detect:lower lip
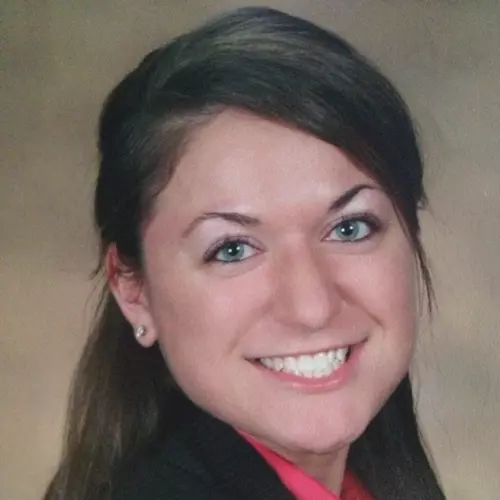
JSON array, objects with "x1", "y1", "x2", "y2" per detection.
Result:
[{"x1": 252, "y1": 343, "x2": 364, "y2": 392}]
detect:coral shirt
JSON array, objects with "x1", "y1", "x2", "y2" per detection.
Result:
[{"x1": 243, "y1": 435, "x2": 372, "y2": 500}]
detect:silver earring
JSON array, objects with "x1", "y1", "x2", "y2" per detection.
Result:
[{"x1": 134, "y1": 325, "x2": 147, "y2": 340}]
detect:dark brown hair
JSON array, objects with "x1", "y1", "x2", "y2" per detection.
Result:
[{"x1": 44, "y1": 7, "x2": 444, "y2": 499}]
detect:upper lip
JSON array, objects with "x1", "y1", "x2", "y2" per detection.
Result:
[{"x1": 251, "y1": 339, "x2": 365, "y2": 359}]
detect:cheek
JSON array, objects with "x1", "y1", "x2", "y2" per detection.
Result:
[
  {"x1": 341, "y1": 239, "x2": 417, "y2": 341},
  {"x1": 147, "y1": 268, "x2": 268, "y2": 367},
  {"x1": 384, "y1": 245, "x2": 417, "y2": 335},
  {"x1": 337, "y1": 241, "x2": 417, "y2": 416}
]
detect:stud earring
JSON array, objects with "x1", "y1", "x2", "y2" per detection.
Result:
[{"x1": 134, "y1": 325, "x2": 147, "y2": 340}]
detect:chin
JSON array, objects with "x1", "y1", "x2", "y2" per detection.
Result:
[{"x1": 265, "y1": 412, "x2": 369, "y2": 456}]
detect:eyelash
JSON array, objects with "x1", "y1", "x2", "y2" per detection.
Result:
[
  {"x1": 203, "y1": 235, "x2": 257, "y2": 263},
  {"x1": 324, "y1": 212, "x2": 383, "y2": 241},
  {"x1": 203, "y1": 212, "x2": 383, "y2": 264}
]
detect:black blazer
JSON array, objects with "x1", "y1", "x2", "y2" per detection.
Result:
[{"x1": 111, "y1": 393, "x2": 297, "y2": 500}]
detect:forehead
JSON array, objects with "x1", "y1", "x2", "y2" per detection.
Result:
[{"x1": 157, "y1": 110, "x2": 375, "y2": 213}]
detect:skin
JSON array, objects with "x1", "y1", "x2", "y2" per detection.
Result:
[{"x1": 111, "y1": 110, "x2": 418, "y2": 494}]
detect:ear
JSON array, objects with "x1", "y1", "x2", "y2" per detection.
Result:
[{"x1": 106, "y1": 244, "x2": 157, "y2": 348}]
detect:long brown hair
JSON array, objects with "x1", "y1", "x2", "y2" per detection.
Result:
[{"x1": 44, "y1": 7, "x2": 444, "y2": 499}]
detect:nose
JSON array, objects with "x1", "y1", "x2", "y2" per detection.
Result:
[{"x1": 271, "y1": 244, "x2": 342, "y2": 331}]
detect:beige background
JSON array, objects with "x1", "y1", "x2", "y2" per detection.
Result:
[{"x1": 2, "y1": 1, "x2": 499, "y2": 499}]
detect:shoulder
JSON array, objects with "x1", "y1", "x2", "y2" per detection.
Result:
[
  {"x1": 109, "y1": 392, "x2": 237, "y2": 500},
  {"x1": 110, "y1": 434, "x2": 230, "y2": 500},
  {"x1": 110, "y1": 392, "x2": 292, "y2": 500}
]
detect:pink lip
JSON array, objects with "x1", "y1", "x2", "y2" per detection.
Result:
[{"x1": 252, "y1": 342, "x2": 364, "y2": 392}]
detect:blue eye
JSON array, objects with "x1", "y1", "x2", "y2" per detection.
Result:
[
  {"x1": 328, "y1": 218, "x2": 374, "y2": 242},
  {"x1": 209, "y1": 239, "x2": 256, "y2": 263}
]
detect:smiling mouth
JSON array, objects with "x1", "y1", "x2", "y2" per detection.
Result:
[{"x1": 256, "y1": 347, "x2": 351, "y2": 379}]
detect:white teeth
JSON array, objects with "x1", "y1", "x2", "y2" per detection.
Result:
[
  {"x1": 259, "y1": 347, "x2": 350, "y2": 378},
  {"x1": 284, "y1": 357, "x2": 297, "y2": 373},
  {"x1": 336, "y1": 347, "x2": 348, "y2": 362},
  {"x1": 297, "y1": 355, "x2": 314, "y2": 376},
  {"x1": 261, "y1": 358, "x2": 274, "y2": 369},
  {"x1": 272, "y1": 357, "x2": 284, "y2": 372}
]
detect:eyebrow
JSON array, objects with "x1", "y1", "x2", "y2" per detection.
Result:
[
  {"x1": 327, "y1": 183, "x2": 375, "y2": 213},
  {"x1": 182, "y1": 183, "x2": 375, "y2": 238},
  {"x1": 182, "y1": 211, "x2": 260, "y2": 237}
]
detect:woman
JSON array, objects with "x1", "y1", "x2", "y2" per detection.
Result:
[{"x1": 44, "y1": 7, "x2": 446, "y2": 500}]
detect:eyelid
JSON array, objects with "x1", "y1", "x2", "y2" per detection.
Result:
[
  {"x1": 323, "y1": 211, "x2": 383, "y2": 241},
  {"x1": 202, "y1": 212, "x2": 383, "y2": 263},
  {"x1": 203, "y1": 235, "x2": 261, "y2": 263}
]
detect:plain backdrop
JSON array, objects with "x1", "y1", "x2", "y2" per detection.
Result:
[{"x1": 1, "y1": 1, "x2": 499, "y2": 499}]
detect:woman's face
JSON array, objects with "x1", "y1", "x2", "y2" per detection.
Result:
[{"x1": 138, "y1": 110, "x2": 417, "y2": 456}]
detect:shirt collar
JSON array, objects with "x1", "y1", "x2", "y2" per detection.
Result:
[{"x1": 241, "y1": 433, "x2": 372, "y2": 500}]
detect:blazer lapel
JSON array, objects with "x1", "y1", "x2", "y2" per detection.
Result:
[{"x1": 172, "y1": 393, "x2": 296, "y2": 500}]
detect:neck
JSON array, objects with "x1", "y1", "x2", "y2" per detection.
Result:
[
  {"x1": 282, "y1": 446, "x2": 350, "y2": 494},
  {"x1": 242, "y1": 431, "x2": 350, "y2": 495}
]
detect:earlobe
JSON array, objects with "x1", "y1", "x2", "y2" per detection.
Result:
[
  {"x1": 133, "y1": 324, "x2": 156, "y2": 348},
  {"x1": 106, "y1": 244, "x2": 158, "y2": 348}
]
